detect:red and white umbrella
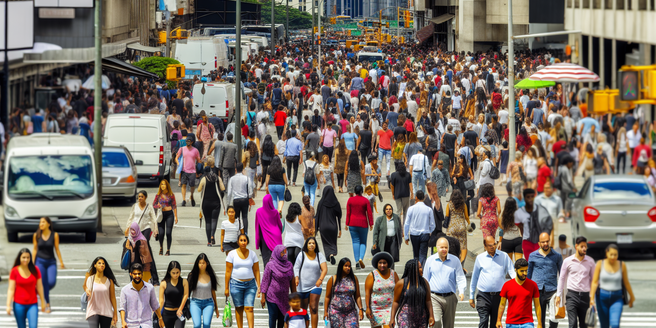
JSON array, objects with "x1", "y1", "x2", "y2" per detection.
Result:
[{"x1": 529, "y1": 63, "x2": 600, "y2": 83}]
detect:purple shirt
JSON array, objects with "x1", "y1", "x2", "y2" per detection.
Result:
[
  {"x1": 260, "y1": 265, "x2": 295, "y2": 315},
  {"x1": 556, "y1": 255, "x2": 596, "y2": 297},
  {"x1": 119, "y1": 282, "x2": 160, "y2": 328}
]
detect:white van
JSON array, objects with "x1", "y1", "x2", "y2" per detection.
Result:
[
  {"x1": 357, "y1": 51, "x2": 385, "y2": 63},
  {"x1": 103, "y1": 114, "x2": 172, "y2": 182},
  {"x1": 192, "y1": 82, "x2": 235, "y2": 121},
  {"x1": 3, "y1": 134, "x2": 99, "y2": 242},
  {"x1": 173, "y1": 37, "x2": 220, "y2": 78}
]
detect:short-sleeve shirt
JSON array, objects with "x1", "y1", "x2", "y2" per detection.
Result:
[
  {"x1": 377, "y1": 129, "x2": 394, "y2": 150},
  {"x1": 500, "y1": 278, "x2": 540, "y2": 325},
  {"x1": 294, "y1": 252, "x2": 327, "y2": 293},
  {"x1": 285, "y1": 308, "x2": 309, "y2": 328},
  {"x1": 221, "y1": 219, "x2": 241, "y2": 243},
  {"x1": 341, "y1": 132, "x2": 359, "y2": 151},
  {"x1": 226, "y1": 249, "x2": 259, "y2": 280},
  {"x1": 321, "y1": 129, "x2": 338, "y2": 148},
  {"x1": 389, "y1": 172, "x2": 412, "y2": 198},
  {"x1": 177, "y1": 146, "x2": 200, "y2": 174},
  {"x1": 10, "y1": 266, "x2": 41, "y2": 305}
]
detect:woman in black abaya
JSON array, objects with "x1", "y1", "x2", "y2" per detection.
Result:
[{"x1": 315, "y1": 186, "x2": 342, "y2": 265}]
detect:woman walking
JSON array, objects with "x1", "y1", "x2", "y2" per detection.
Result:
[
  {"x1": 294, "y1": 237, "x2": 328, "y2": 328},
  {"x1": 260, "y1": 245, "x2": 297, "y2": 328},
  {"x1": 198, "y1": 160, "x2": 224, "y2": 246},
  {"x1": 254, "y1": 194, "x2": 283, "y2": 266},
  {"x1": 260, "y1": 135, "x2": 278, "y2": 190},
  {"x1": 444, "y1": 190, "x2": 470, "y2": 269},
  {"x1": 188, "y1": 254, "x2": 220, "y2": 328},
  {"x1": 388, "y1": 259, "x2": 434, "y2": 328},
  {"x1": 498, "y1": 198, "x2": 523, "y2": 261},
  {"x1": 159, "y1": 261, "x2": 189, "y2": 328},
  {"x1": 372, "y1": 204, "x2": 403, "y2": 263},
  {"x1": 315, "y1": 186, "x2": 343, "y2": 265},
  {"x1": 126, "y1": 190, "x2": 158, "y2": 242},
  {"x1": 324, "y1": 258, "x2": 364, "y2": 328},
  {"x1": 302, "y1": 152, "x2": 322, "y2": 206},
  {"x1": 7, "y1": 249, "x2": 46, "y2": 328},
  {"x1": 320, "y1": 154, "x2": 335, "y2": 193},
  {"x1": 153, "y1": 181, "x2": 177, "y2": 256},
  {"x1": 196, "y1": 114, "x2": 215, "y2": 159},
  {"x1": 476, "y1": 183, "x2": 500, "y2": 239},
  {"x1": 220, "y1": 206, "x2": 243, "y2": 256},
  {"x1": 83, "y1": 257, "x2": 118, "y2": 328},
  {"x1": 284, "y1": 203, "x2": 305, "y2": 267},
  {"x1": 451, "y1": 154, "x2": 474, "y2": 214},
  {"x1": 334, "y1": 140, "x2": 349, "y2": 193},
  {"x1": 365, "y1": 252, "x2": 400, "y2": 328},
  {"x1": 244, "y1": 141, "x2": 259, "y2": 196},
  {"x1": 226, "y1": 234, "x2": 261, "y2": 328},
  {"x1": 126, "y1": 222, "x2": 158, "y2": 284},
  {"x1": 346, "y1": 185, "x2": 374, "y2": 270},
  {"x1": 300, "y1": 196, "x2": 316, "y2": 240},
  {"x1": 32, "y1": 217, "x2": 64, "y2": 313},
  {"x1": 265, "y1": 156, "x2": 288, "y2": 214},
  {"x1": 590, "y1": 244, "x2": 635, "y2": 328},
  {"x1": 346, "y1": 150, "x2": 365, "y2": 197}
]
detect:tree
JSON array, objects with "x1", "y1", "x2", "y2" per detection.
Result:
[
  {"x1": 133, "y1": 57, "x2": 181, "y2": 79},
  {"x1": 260, "y1": 1, "x2": 313, "y2": 29}
]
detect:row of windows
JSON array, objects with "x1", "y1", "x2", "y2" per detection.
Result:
[{"x1": 567, "y1": 0, "x2": 656, "y2": 10}]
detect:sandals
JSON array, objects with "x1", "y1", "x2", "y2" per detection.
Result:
[
  {"x1": 159, "y1": 248, "x2": 163, "y2": 256},
  {"x1": 165, "y1": 250, "x2": 170, "y2": 256}
]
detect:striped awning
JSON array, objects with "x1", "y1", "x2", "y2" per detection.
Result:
[
  {"x1": 416, "y1": 22, "x2": 435, "y2": 44},
  {"x1": 529, "y1": 63, "x2": 600, "y2": 83}
]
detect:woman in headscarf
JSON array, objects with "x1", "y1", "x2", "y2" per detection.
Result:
[
  {"x1": 260, "y1": 245, "x2": 297, "y2": 328},
  {"x1": 254, "y1": 194, "x2": 283, "y2": 267},
  {"x1": 315, "y1": 186, "x2": 343, "y2": 265},
  {"x1": 125, "y1": 222, "x2": 157, "y2": 284}
]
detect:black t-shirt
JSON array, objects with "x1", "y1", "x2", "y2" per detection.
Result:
[
  {"x1": 268, "y1": 168, "x2": 286, "y2": 185},
  {"x1": 463, "y1": 130, "x2": 478, "y2": 147},
  {"x1": 302, "y1": 120, "x2": 312, "y2": 131},
  {"x1": 359, "y1": 130, "x2": 373, "y2": 150},
  {"x1": 389, "y1": 172, "x2": 412, "y2": 198},
  {"x1": 393, "y1": 126, "x2": 407, "y2": 140},
  {"x1": 443, "y1": 133, "x2": 457, "y2": 151},
  {"x1": 526, "y1": 100, "x2": 540, "y2": 118}
]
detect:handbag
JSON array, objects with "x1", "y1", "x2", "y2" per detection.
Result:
[
  {"x1": 620, "y1": 260, "x2": 629, "y2": 305},
  {"x1": 585, "y1": 306, "x2": 597, "y2": 327},
  {"x1": 121, "y1": 239, "x2": 131, "y2": 270},
  {"x1": 443, "y1": 204, "x2": 451, "y2": 229},
  {"x1": 371, "y1": 244, "x2": 381, "y2": 256},
  {"x1": 80, "y1": 275, "x2": 94, "y2": 311},
  {"x1": 284, "y1": 188, "x2": 292, "y2": 202},
  {"x1": 464, "y1": 179, "x2": 476, "y2": 190},
  {"x1": 156, "y1": 206, "x2": 163, "y2": 223},
  {"x1": 222, "y1": 297, "x2": 233, "y2": 327}
]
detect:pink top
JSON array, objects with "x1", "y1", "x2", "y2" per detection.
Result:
[
  {"x1": 321, "y1": 129, "x2": 338, "y2": 148},
  {"x1": 85, "y1": 275, "x2": 115, "y2": 320},
  {"x1": 178, "y1": 146, "x2": 200, "y2": 174}
]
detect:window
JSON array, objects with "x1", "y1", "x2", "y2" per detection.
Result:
[
  {"x1": 593, "y1": 182, "x2": 653, "y2": 201},
  {"x1": 617, "y1": 0, "x2": 624, "y2": 8},
  {"x1": 575, "y1": 0, "x2": 580, "y2": 7},
  {"x1": 606, "y1": 0, "x2": 614, "y2": 8},
  {"x1": 568, "y1": 0, "x2": 573, "y2": 7},
  {"x1": 639, "y1": 0, "x2": 647, "y2": 9},
  {"x1": 594, "y1": 0, "x2": 601, "y2": 8},
  {"x1": 102, "y1": 152, "x2": 131, "y2": 168},
  {"x1": 628, "y1": 0, "x2": 632, "y2": 9},
  {"x1": 651, "y1": 0, "x2": 655, "y2": 10},
  {"x1": 8, "y1": 155, "x2": 94, "y2": 200},
  {"x1": 582, "y1": 0, "x2": 590, "y2": 8}
]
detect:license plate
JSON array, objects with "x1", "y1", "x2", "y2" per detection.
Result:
[
  {"x1": 102, "y1": 178, "x2": 111, "y2": 185},
  {"x1": 617, "y1": 234, "x2": 632, "y2": 244}
]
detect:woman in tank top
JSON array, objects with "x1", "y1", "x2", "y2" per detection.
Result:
[
  {"x1": 590, "y1": 244, "x2": 635, "y2": 328},
  {"x1": 159, "y1": 261, "x2": 189, "y2": 328},
  {"x1": 32, "y1": 216, "x2": 65, "y2": 313},
  {"x1": 84, "y1": 256, "x2": 118, "y2": 328},
  {"x1": 187, "y1": 253, "x2": 220, "y2": 328},
  {"x1": 225, "y1": 234, "x2": 261, "y2": 328}
]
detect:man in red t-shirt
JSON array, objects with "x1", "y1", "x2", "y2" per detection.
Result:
[
  {"x1": 536, "y1": 158, "x2": 552, "y2": 193},
  {"x1": 497, "y1": 258, "x2": 542, "y2": 328},
  {"x1": 375, "y1": 121, "x2": 394, "y2": 177},
  {"x1": 273, "y1": 108, "x2": 287, "y2": 139}
]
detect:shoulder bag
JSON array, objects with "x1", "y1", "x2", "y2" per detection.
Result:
[
  {"x1": 284, "y1": 188, "x2": 292, "y2": 202},
  {"x1": 621, "y1": 260, "x2": 629, "y2": 305},
  {"x1": 442, "y1": 204, "x2": 452, "y2": 229}
]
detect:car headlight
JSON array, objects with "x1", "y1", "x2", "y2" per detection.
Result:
[
  {"x1": 83, "y1": 203, "x2": 98, "y2": 217},
  {"x1": 4, "y1": 206, "x2": 19, "y2": 219}
]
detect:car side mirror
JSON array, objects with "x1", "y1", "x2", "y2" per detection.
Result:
[
  {"x1": 135, "y1": 160, "x2": 144, "y2": 165},
  {"x1": 568, "y1": 192, "x2": 578, "y2": 199}
]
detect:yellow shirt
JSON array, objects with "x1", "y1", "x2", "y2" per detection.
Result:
[{"x1": 360, "y1": 69, "x2": 368, "y2": 79}]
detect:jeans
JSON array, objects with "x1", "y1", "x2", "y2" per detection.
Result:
[
  {"x1": 158, "y1": 210, "x2": 175, "y2": 250},
  {"x1": 268, "y1": 184, "x2": 286, "y2": 208},
  {"x1": 395, "y1": 197, "x2": 410, "y2": 226},
  {"x1": 286, "y1": 156, "x2": 300, "y2": 183},
  {"x1": 229, "y1": 278, "x2": 257, "y2": 308},
  {"x1": 348, "y1": 226, "x2": 368, "y2": 262},
  {"x1": 378, "y1": 148, "x2": 391, "y2": 174},
  {"x1": 233, "y1": 198, "x2": 250, "y2": 235},
  {"x1": 616, "y1": 152, "x2": 626, "y2": 174},
  {"x1": 596, "y1": 289, "x2": 623, "y2": 328},
  {"x1": 87, "y1": 314, "x2": 113, "y2": 328},
  {"x1": 506, "y1": 324, "x2": 534, "y2": 328},
  {"x1": 34, "y1": 257, "x2": 57, "y2": 303},
  {"x1": 539, "y1": 289, "x2": 558, "y2": 328},
  {"x1": 267, "y1": 300, "x2": 285, "y2": 328},
  {"x1": 13, "y1": 303, "x2": 38, "y2": 328},
  {"x1": 412, "y1": 171, "x2": 427, "y2": 198},
  {"x1": 190, "y1": 298, "x2": 214, "y2": 328},
  {"x1": 476, "y1": 292, "x2": 501, "y2": 328},
  {"x1": 566, "y1": 290, "x2": 590, "y2": 328},
  {"x1": 409, "y1": 233, "x2": 430, "y2": 267},
  {"x1": 304, "y1": 180, "x2": 318, "y2": 207}
]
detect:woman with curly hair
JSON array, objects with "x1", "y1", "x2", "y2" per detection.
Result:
[
  {"x1": 498, "y1": 198, "x2": 523, "y2": 261},
  {"x1": 476, "y1": 183, "x2": 501, "y2": 239},
  {"x1": 445, "y1": 190, "x2": 470, "y2": 267}
]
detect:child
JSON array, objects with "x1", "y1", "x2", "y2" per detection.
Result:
[
  {"x1": 284, "y1": 293, "x2": 309, "y2": 328},
  {"x1": 364, "y1": 185, "x2": 378, "y2": 214}
]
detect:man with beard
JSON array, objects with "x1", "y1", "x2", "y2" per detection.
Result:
[
  {"x1": 497, "y1": 258, "x2": 542, "y2": 328},
  {"x1": 119, "y1": 263, "x2": 163, "y2": 328},
  {"x1": 528, "y1": 232, "x2": 563, "y2": 328},
  {"x1": 556, "y1": 236, "x2": 595, "y2": 328}
]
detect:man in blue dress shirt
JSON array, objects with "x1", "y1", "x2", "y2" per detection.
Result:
[
  {"x1": 283, "y1": 130, "x2": 304, "y2": 186},
  {"x1": 404, "y1": 190, "x2": 436, "y2": 267},
  {"x1": 469, "y1": 236, "x2": 516, "y2": 328},
  {"x1": 424, "y1": 237, "x2": 467, "y2": 328},
  {"x1": 528, "y1": 232, "x2": 563, "y2": 328}
]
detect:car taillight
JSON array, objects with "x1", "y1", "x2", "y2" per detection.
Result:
[
  {"x1": 648, "y1": 207, "x2": 656, "y2": 222},
  {"x1": 226, "y1": 100, "x2": 229, "y2": 109},
  {"x1": 215, "y1": 56, "x2": 218, "y2": 68},
  {"x1": 583, "y1": 206, "x2": 600, "y2": 222},
  {"x1": 159, "y1": 146, "x2": 164, "y2": 165}
]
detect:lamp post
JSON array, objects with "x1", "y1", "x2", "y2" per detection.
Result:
[{"x1": 507, "y1": 0, "x2": 515, "y2": 162}]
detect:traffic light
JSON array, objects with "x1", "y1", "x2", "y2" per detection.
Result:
[
  {"x1": 347, "y1": 30, "x2": 351, "y2": 36},
  {"x1": 166, "y1": 64, "x2": 185, "y2": 81},
  {"x1": 619, "y1": 71, "x2": 640, "y2": 101},
  {"x1": 314, "y1": 27, "x2": 318, "y2": 33},
  {"x1": 648, "y1": 70, "x2": 656, "y2": 99},
  {"x1": 405, "y1": 10, "x2": 411, "y2": 22},
  {"x1": 330, "y1": 17, "x2": 336, "y2": 24},
  {"x1": 404, "y1": 21, "x2": 409, "y2": 28},
  {"x1": 386, "y1": 22, "x2": 390, "y2": 28}
]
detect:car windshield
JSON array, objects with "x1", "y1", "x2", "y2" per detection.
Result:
[
  {"x1": 102, "y1": 152, "x2": 130, "y2": 168},
  {"x1": 8, "y1": 155, "x2": 94, "y2": 200},
  {"x1": 358, "y1": 55, "x2": 383, "y2": 63},
  {"x1": 592, "y1": 182, "x2": 652, "y2": 201}
]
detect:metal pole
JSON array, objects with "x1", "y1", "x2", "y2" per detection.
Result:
[
  {"x1": 312, "y1": 0, "x2": 315, "y2": 55},
  {"x1": 2, "y1": 0, "x2": 8, "y2": 130},
  {"x1": 286, "y1": 0, "x2": 289, "y2": 41},
  {"x1": 396, "y1": 4, "x2": 400, "y2": 40},
  {"x1": 93, "y1": 0, "x2": 103, "y2": 232},
  {"x1": 318, "y1": 1, "x2": 321, "y2": 71},
  {"x1": 165, "y1": 11, "x2": 171, "y2": 57},
  {"x1": 271, "y1": 0, "x2": 275, "y2": 52},
  {"x1": 507, "y1": 0, "x2": 515, "y2": 163},
  {"x1": 235, "y1": 0, "x2": 242, "y2": 157}
]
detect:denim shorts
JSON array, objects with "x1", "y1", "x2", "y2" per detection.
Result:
[
  {"x1": 299, "y1": 287, "x2": 323, "y2": 299},
  {"x1": 506, "y1": 323, "x2": 534, "y2": 328},
  {"x1": 230, "y1": 278, "x2": 257, "y2": 308}
]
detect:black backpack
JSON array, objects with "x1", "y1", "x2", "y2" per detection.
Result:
[
  {"x1": 304, "y1": 161, "x2": 317, "y2": 185},
  {"x1": 488, "y1": 159, "x2": 500, "y2": 179}
]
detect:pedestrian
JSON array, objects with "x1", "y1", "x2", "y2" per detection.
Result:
[
  {"x1": 375, "y1": 121, "x2": 394, "y2": 179},
  {"x1": 255, "y1": 194, "x2": 284, "y2": 266},
  {"x1": 315, "y1": 186, "x2": 343, "y2": 265},
  {"x1": 84, "y1": 257, "x2": 119, "y2": 328},
  {"x1": 320, "y1": 121, "x2": 339, "y2": 161},
  {"x1": 196, "y1": 114, "x2": 215, "y2": 159},
  {"x1": 284, "y1": 130, "x2": 303, "y2": 186},
  {"x1": 284, "y1": 202, "x2": 305, "y2": 267},
  {"x1": 431, "y1": 160, "x2": 450, "y2": 198},
  {"x1": 515, "y1": 188, "x2": 554, "y2": 258},
  {"x1": 557, "y1": 155, "x2": 576, "y2": 220},
  {"x1": 188, "y1": 254, "x2": 220, "y2": 328},
  {"x1": 260, "y1": 244, "x2": 297, "y2": 328},
  {"x1": 424, "y1": 237, "x2": 466, "y2": 328},
  {"x1": 345, "y1": 185, "x2": 374, "y2": 270},
  {"x1": 528, "y1": 232, "x2": 563, "y2": 328},
  {"x1": 158, "y1": 261, "x2": 189, "y2": 328},
  {"x1": 153, "y1": 181, "x2": 178, "y2": 255},
  {"x1": 444, "y1": 190, "x2": 471, "y2": 269},
  {"x1": 302, "y1": 152, "x2": 322, "y2": 206},
  {"x1": 496, "y1": 258, "x2": 542, "y2": 328},
  {"x1": 372, "y1": 204, "x2": 403, "y2": 263},
  {"x1": 476, "y1": 183, "x2": 500, "y2": 239},
  {"x1": 556, "y1": 236, "x2": 596, "y2": 328},
  {"x1": 243, "y1": 141, "x2": 259, "y2": 199},
  {"x1": 324, "y1": 258, "x2": 364, "y2": 328},
  {"x1": 319, "y1": 154, "x2": 336, "y2": 193},
  {"x1": 219, "y1": 132, "x2": 239, "y2": 186},
  {"x1": 345, "y1": 149, "x2": 365, "y2": 197},
  {"x1": 284, "y1": 293, "x2": 310, "y2": 328},
  {"x1": 389, "y1": 259, "x2": 434, "y2": 328},
  {"x1": 260, "y1": 135, "x2": 278, "y2": 189},
  {"x1": 451, "y1": 155, "x2": 473, "y2": 213},
  {"x1": 176, "y1": 135, "x2": 202, "y2": 207},
  {"x1": 554, "y1": 234, "x2": 574, "y2": 258},
  {"x1": 294, "y1": 237, "x2": 328, "y2": 328},
  {"x1": 389, "y1": 162, "x2": 413, "y2": 226},
  {"x1": 469, "y1": 236, "x2": 516, "y2": 328},
  {"x1": 265, "y1": 156, "x2": 289, "y2": 215},
  {"x1": 226, "y1": 163, "x2": 254, "y2": 235},
  {"x1": 32, "y1": 217, "x2": 65, "y2": 313},
  {"x1": 334, "y1": 139, "x2": 349, "y2": 192},
  {"x1": 364, "y1": 252, "x2": 400, "y2": 328},
  {"x1": 126, "y1": 190, "x2": 158, "y2": 242},
  {"x1": 590, "y1": 244, "x2": 635, "y2": 328},
  {"x1": 404, "y1": 191, "x2": 436, "y2": 267},
  {"x1": 7, "y1": 248, "x2": 46, "y2": 328},
  {"x1": 409, "y1": 148, "x2": 431, "y2": 199},
  {"x1": 364, "y1": 154, "x2": 383, "y2": 202},
  {"x1": 119, "y1": 263, "x2": 164, "y2": 328},
  {"x1": 220, "y1": 206, "x2": 243, "y2": 255},
  {"x1": 498, "y1": 198, "x2": 523, "y2": 262},
  {"x1": 126, "y1": 222, "x2": 158, "y2": 285},
  {"x1": 300, "y1": 195, "x2": 316, "y2": 239},
  {"x1": 198, "y1": 161, "x2": 224, "y2": 246}
]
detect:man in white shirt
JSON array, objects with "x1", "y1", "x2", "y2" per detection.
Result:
[
  {"x1": 407, "y1": 95, "x2": 419, "y2": 119},
  {"x1": 409, "y1": 149, "x2": 430, "y2": 199},
  {"x1": 477, "y1": 150, "x2": 495, "y2": 189},
  {"x1": 461, "y1": 75, "x2": 471, "y2": 95},
  {"x1": 452, "y1": 90, "x2": 462, "y2": 114},
  {"x1": 626, "y1": 122, "x2": 641, "y2": 153},
  {"x1": 519, "y1": 90, "x2": 530, "y2": 112},
  {"x1": 534, "y1": 182, "x2": 564, "y2": 222},
  {"x1": 498, "y1": 108, "x2": 509, "y2": 125}
]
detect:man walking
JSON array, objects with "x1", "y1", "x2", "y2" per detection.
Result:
[
  {"x1": 409, "y1": 148, "x2": 431, "y2": 199},
  {"x1": 528, "y1": 232, "x2": 563, "y2": 328},
  {"x1": 119, "y1": 263, "x2": 163, "y2": 328},
  {"x1": 403, "y1": 191, "x2": 435, "y2": 267},
  {"x1": 469, "y1": 236, "x2": 516, "y2": 328},
  {"x1": 497, "y1": 258, "x2": 542, "y2": 328},
  {"x1": 283, "y1": 130, "x2": 304, "y2": 186},
  {"x1": 226, "y1": 163, "x2": 254, "y2": 234},
  {"x1": 175, "y1": 135, "x2": 201, "y2": 207},
  {"x1": 219, "y1": 132, "x2": 238, "y2": 186},
  {"x1": 515, "y1": 189, "x2": 554, "y2": 256},
  {"x1": 556, "y1": 236, "x2": 595, "y2": 328},
  {"x1": 424, "y1": 237, "x2": 466, "y2": 328}
]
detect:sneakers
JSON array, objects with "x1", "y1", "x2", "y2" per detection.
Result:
[
  {"x1": 191, "y1": 197, "x2": 196, "y2": 207},
  {"x1": 181, "y1": 200, "x2": 187, "y2": 207},
  {"x1": 330, "y1": 255, "x2": 336, "y2": 265}
]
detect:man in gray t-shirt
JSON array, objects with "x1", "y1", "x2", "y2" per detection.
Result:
[{"x1": 305, "y1": 127, "x2": 321, "y2": 159}]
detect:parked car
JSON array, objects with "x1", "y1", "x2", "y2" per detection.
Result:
[
  {"x1": 101, "y1": 146, "x2": 138, "y2": 202},
  {"x1": 569, "y1": 175, "x2": 656, "y2": 253}
]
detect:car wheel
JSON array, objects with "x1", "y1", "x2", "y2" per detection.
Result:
[
  {"x1": 7, "y1": 231, "x2": 18, "y2": 242},
  {"x1": 163, "y1": 170, "x2": 171, "y2": 182},
  {"x1": 85, "y1": 229, "x2": 97, "y2": 243}
]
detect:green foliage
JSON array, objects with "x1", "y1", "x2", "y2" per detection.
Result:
[
  {"x1": 260, "y1": 1, "x2": 313, "y2": 29},
  {"x1": 133, "y1": 57, "x2": 181, "y2": 79}
]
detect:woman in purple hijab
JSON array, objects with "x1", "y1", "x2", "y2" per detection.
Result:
[
  {"x1": 260, "y1": 244, "x2": 297, "y2": 328},
  {"x1": 254, "y1": 194, "x2": 283, "y2": 267},
  {"x1": 126, "y1": 222, "x2": 157, "y2": 283}
]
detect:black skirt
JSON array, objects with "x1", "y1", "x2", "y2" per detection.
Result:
[{"x1": 384, "y1": 236, "x2": 400, "y2": 262}]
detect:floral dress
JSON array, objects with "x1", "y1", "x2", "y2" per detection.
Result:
[
  {"x1": 370, "y1": 270, "x2": 395, "y2": 326},
  {"x1": 479, "y1": 196, "x2": 499, "y2": 238},
  {"x1": 328, "y1": 277, "x2": 360, "y2": 328},
  {"x1": 395, "y1": 280, "x2": 428, "y2": 328},
  {"x1": 446, "y1": 201, "x2": 467, "y2": 252}
]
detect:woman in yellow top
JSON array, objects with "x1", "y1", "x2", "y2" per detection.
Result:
[{"x1": 391, "y1": 134, "x2": 406, "y2": 167}]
